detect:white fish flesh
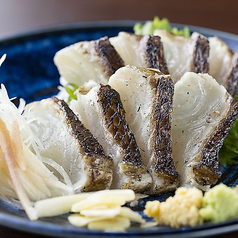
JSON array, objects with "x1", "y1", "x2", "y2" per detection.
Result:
[
  {"x1": 154, "y1": 30, "x2": 209, "y2": 84},
  {"x1": 54, "y1": 36, "x2": 124, "y2": 87},
  {"x1": 209, "y1": 36, "x2": 238, "y2": 97},
  {"x1": 172, "y1": 72, "x2": 238, "y2": 190}
]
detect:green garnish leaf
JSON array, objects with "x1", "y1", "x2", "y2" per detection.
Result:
[
  {"x1": 133, "y1": 16, "x2": 190, "y2": 38},
  {"x1": 223, "y1": 117, "x2": 238, "y2": 154},
  {"x1": 219, "y1": 116, "x2": 238, "y2": 166},
  {"x1": 65, "y1": 83, "x2": 78, "y2": 104},
  {"x1": 219, "y1": 145, "x2": 238, "y2": 167}
]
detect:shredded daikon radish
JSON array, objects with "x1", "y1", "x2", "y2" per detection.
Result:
[
  {"x1": 0, "y1": 85, "x2": 42, "y2": 156},
  {"x1": 0, "y1": 85, "x2": 73, "y2": 190},
  {"x1": 0, "y1": 85, "x2": 76, "y2": 220},
  {"x1": 0, "y1": 195, "x2": 23, "y2": 210},
  {"x1": 42, "y1": 156, "x2": 73, "y2": 191},
  {"x1": 20, "y1": 144, "x2": 73, "y2": 197},
  {"x1": 0, "y1": 118, "x2": 75, "y2": 219}
]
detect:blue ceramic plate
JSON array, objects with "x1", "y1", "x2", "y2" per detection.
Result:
[{"x1": 0, "y1": 21, "x2": 238, "y2": 238}]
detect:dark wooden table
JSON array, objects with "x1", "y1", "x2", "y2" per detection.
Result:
[
  {"x1": 1, "y1": 0, "x2": 238, "y2": 37},
  {"x1": 1, "y1": 0, "x2": 238, "y2": 237}
]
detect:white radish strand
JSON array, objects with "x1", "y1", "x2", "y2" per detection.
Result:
[
  {"x1": 11, "y1": 121, "x2": 69, "y2": 200},
  {"x1": 19, "y1": 144, "x2": 73, "y2": 198},
  {"x1": 17, "y1": 169, "x2": 51, "y2": 201},
  {"x1": 0, "y1": 54, "x2": 6, "y2": 66},
  {"x1": 0, "y1": 195, "x2": 23, "y2": 210},
  {"x1": 0, "y1": 166, "x2": 17, "y2": 198},
  {"x1": 0, "y1": 150, "x2": 17, "y2": 198},
  {"x1": 41, "y1": 156, "x2": 74, "y2": 193}
]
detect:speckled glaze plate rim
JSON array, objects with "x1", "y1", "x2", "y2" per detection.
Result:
[{"x1": 0, "y1": 20, "x2": 238, "y2": 238}]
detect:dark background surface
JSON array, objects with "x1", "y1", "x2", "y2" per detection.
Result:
[
  {"x1": 1, "y1": 0, "x2": 238, "y2": 37},
  {"x1": 1, "y1": 0, "x2": 238, "y2": 237}
]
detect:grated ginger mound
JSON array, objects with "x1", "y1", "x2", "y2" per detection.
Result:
[{"x1": 144, "y1": 187, "x2": 203, "y2": 228}]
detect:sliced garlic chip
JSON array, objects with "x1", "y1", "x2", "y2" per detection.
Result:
[
  {"x1": 80, "y1": 205, "x2": 121, "y2": 217},
  {"x1": 88, "y1": 216, "x2": 131, "y2": 232},
  {"x1": 72, "y1": 189, "x2": 135, "y2": 212},
  {"x1": 141, "y1": 221, "x2": 158, "y2": 228},
  {"x1": 66, "y1": 189, "x2": 150, "y2": 232},
  {"x1": 68, "y1": 214, "x2": 110, "y2": 227},
  {"x1": 120, "y1": 207, "x2": 145, "y2": 224}
]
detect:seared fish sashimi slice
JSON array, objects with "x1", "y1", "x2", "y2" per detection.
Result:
[
  {"x1": 154, "y1": 30, "x2": 209, "y2": 84},
  {"x1": 109, "y1": 66, "x2": 179, "y2": 194},
  {"x1": 209, "y1": 36, "x2": 238, "y2": 98},
  {"x1": 172, "y1": 72, "x2": 238, "y2": 191},
  {"x1": 24, "y1": 97, "x2": 113, "y2": 193},
  {"x1": 110, "y1": 32, "x2": 169, "y2": 74},
  {"x1": 71, "y1": 84, "x2": 152, "y2": 193},
  {"x1": 54, "y1": 36, "x2": 124, "y2": 87}
]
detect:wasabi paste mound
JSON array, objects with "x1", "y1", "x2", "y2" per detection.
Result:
[{"x1": 199, "y1": 183, "x2": 238, "y2": 223}]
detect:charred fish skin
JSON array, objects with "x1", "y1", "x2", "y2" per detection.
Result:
[
  {"x1": 193, "y1": 36, "x2": 210, "y2": 74},
  {"x1": 144, "y1": 35, "x2": 169, "y2": 74},
  {"x1": 54, "y1": 36, "x2": 124, "y2": 87},
  {"x1": 55, "y1": 98, "x2": 104, "y2": 154},
  {"x1": 25, "y1": 98, "x2": 113, "y2": 193},
  {"x1": 97, "y1": 85, "x2": 152, "y2": 193},
  {"x1": 193, "y1": 99, "x2": 238, "y2": 186},
  {"x1": 150, "y1": 75, "x2": 179, "y2": 193},
  {"x1": 109, "y1": 66, "x2": 179, "y2": 194},
  {"x1": 95, "y1": 36, "x2": 125, "y2": 76},
  {"x1": 227, "y1": 56, "x2": 238, "y2": 98},
  {"x1": 109, "y1": 32, "x2": 168, "y2": 74}
]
